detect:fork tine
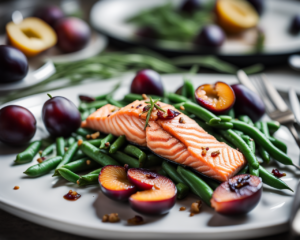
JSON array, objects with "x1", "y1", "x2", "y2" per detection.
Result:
[
  {"x1": 260, "y1": 74, "x2": 289, "y2": 112},
  {"x1": 251, "y1": 76, "x2": 276, "y2": 113}
]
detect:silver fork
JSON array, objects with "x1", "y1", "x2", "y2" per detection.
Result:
[{"x1": 237, "y1": 70, "x2": 300, "y2": 150}]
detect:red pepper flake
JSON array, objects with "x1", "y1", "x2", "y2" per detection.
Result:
[
  {"x1": 272, "y1": 169, "x2": 286, "y2": 178},
  {"x1": 107, "y1": 114, "x2": 111, "y2": 117},
  {"x1": 211, "y1": 150, "x2": 220, "y2": 157},
  {"x1": 206, "y1": 147, "x2": 209, "y2": 151},
  {"x1": 105, "y1": 142, "x2": 110, "y2": 147},
  {"x1": 157, "y1": 109, "x2": 180, "y2": 120},
  {"x1": 201, "y1": 149, "x2": 207, "y2": 156},
  {"x1": 136, "y1": 104, "x2": 142, "y2": 109}
]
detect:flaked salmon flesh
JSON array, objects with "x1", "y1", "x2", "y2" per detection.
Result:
[{"x1": 82, "y1": 100, "x2": 246, "y2": 182}]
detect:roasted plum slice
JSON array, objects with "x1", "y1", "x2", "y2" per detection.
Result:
[
  {"x1": 99, "y1": 165, "x2": 137, "y2": 201},
  {"x1": 195, "y1": 81, "x2": 235, "y2": 114},
  {"x1": 211, "y1": 174, "x2": 262, "y2": 215},
  {"x1": 127, "y1": 168, "x2": 177, "y2": 215}
]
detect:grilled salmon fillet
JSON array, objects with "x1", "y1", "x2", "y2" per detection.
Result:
[{"x1": 82, "y1": 100, "x2": 246, "y2": 181}]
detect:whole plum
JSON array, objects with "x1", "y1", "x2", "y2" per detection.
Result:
[
  {"x1": 246, "y1": 0, "x2": 264, "y2": 15},
  {"x1": 195, "y1": 25, "x2": 225, "y2": 48},
  {"x1": 0, "y1": 45, "x2": 28, "y2": 83},
  {"x1": 231, "y1": 84, "x2": 265, "y2": 122},
  {"x1": 55, "y1": 17, "x2": 91, "y2": 53},
  {"x1": 34, "y1": 5, "x2": 64, "y2": 27}
]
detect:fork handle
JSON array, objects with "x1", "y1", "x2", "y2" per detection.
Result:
[{"x1": 287, "y1": 123, "x2": 300, "y2": 149}]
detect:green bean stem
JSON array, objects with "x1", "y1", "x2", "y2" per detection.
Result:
[
  {"x1": 24, "y1": 156, "x2": 62, "y2": 177},
  {"x1": 15, "y1": 141, "x2": 42, "y2": 164},
  {"x1": 177, "y1": 166, "x2": 213, "y2": 206}
]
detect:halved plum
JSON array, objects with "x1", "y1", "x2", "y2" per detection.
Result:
[
  {"x1": 127, "y1": 168, "x2": 177, "y2": 215},
  {"x1": 99, "y1": 165, "x2": 137, "y2": 201},
  {"x1": 195, "y1": 81, "x2": 235, "y2": 114},
  {"x1": 211, "y1": 174, "x2": 262, "y2": 215}
]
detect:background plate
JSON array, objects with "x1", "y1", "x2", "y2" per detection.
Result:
[
  {"x1": 90, "y1": 0, "x2": 300, "y2": 67},
  {"x1": 0, "y1": 74, "x2": 299, "y2": 239}
]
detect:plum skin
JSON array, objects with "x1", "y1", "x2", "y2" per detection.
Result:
[
  {"x1": 0, "y1": 45, "x2": 28, "y2": 83},
  {"x1": 211, "y1": 174, "x2": 262, "y2": 216},
  {"x1": 0, "y1": 105, "x2": 36, "y2": 146},
  {"x1": 100, "y1": 183, "x2": 137, "y2": 202},
  {"x1": 127, "y1": 168, "x2": 156, "y2": 190},
  {"x1": 130, "y1": 69, "x2": 164, "y2": 96},
  {"x1": 55, "y1": 17, "x2": 91, "y2": 53},
  {"x1": 246, "y1": 0, "x2": 264, "y2": 15},
  {"x1": 130, "y1": 195, "x2": 177, "y2": 215},
  {"x1": 290, "y1": 15, "x2": 300, "y2": 34},
  {"x1": 180, "y1": 0, "x2": 202, "y2": 14},
  {"x1": 34, "y1": 5, "x2": 64, "y2": 27},
  {"x1": 231, "y1": 84, "x2": 265, "y2": 122},
  {"x1": 42, "y1": 96, "x2": 81, "y2": 137},
  {"x1": 195, "y1": 25, "x2": 225, "y2": 48}
]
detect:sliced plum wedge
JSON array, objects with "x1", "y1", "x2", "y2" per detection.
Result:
[
  {"x1": 211, "y1": 174, "x2": 262, "y2": 215},
  {"x1": 99, "y1": 165, "x2": 137, "y2": 201},
  {"x1": 127, "y1": 168, "x2": 177, "y2": 215}
]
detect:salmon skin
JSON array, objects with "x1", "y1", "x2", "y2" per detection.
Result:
[{"x1": 82, "y1": 100, "x2": 246, "y2": 182}]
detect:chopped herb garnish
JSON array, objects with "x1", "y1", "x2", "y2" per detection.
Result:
[{"x1": 143, "y1": 97, "x2": 163, "y2": 130}]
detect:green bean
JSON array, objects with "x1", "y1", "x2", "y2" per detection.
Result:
[
  {"x1": 124, "y1": 144, "x2": 146, "y2": 167},
  {"x1": 72, "y1": 149, "x2": 86, "y2": 161},
  {"x1": 109, "y1": 135, "x2": 127, "y2": 154},
  {"x1": 167, "y1": 93, "x2": 190, "y2": 103},
  {"x1": 203, "y1": 178, "x2": 220, "y2": 190},
  {"x1": 53, "y1": 142, "x2": 79, "y2": 176},
  {"x1": 79, "y1": 100, "x2": 108, "y2": 111},
  {"x1": 99, "y1": 134, "x2": 116, "y2": 149},
  {"x1": 88, "y1": 138, "x2": 103, "y2": 146},
  {"x1": 176, "y1": 183, "x2": 190, "y2": 200},
  {"x1": 261, "y1": 122, "x2": 270, "y2": 138},
  {"x1": 106, "y1": 95, "x2": 124, "y2": 108},
  {"x1": 231, "y1": 120, "x2": 294, "y2": 166},
  {"x1": 41, "y1": 143, "x2": 55, "y2": 157},
  {"x1": 239, "y1": 115, "x2": 254, "y2": 126},
  {"x1": 81, "y1": 110, "x2": 90, "y2": 120},
  {"x1": 233, "y1": 130, "x2": 244, "y2": 137},
  {"x1": 56, "y1": 137, "x2": 65, "y2": 157},
  {"x1": 157, "y1": 168, "x2": 168, "y2": 177},
  {"x1": 177, "y1": 166, "x2": 213, "y2": 206},
  {"x1": 259, "y1": 165, "x2": 292, "y2": 191},
  {"x1": 249, "y1": 166, "x2": 259, "y2": 176},
  {"x1": 227, "y1": 108, "x2": 235, "y2": 118},
  {"x1": 269, "y1": 137, "x2": 287, "y2": 153},
  {"x1": 219, "y1": 129, "x2": 259, "y2": 169},
  {"x1": 80, "y1": 141, "x2": 120, "y2": 166},
  {"x1": 109, "y1": 151, "x2": 139, "y2": 168},
  {"x1": 77, "y1": 173, "x2": 99, "y2": 186},
  {"x1": 123, "y1": 93, "x2": 144, "y2": 102},
  {"x1": 267, "y1": 121, "x2": 280, "y2": 135},
  {"x1": 182, "y1": 79, "x2": 194, "y2": 99},
  {"x1": 183, "y1": 102, "x2": 221, "y2": 124},
  {"x1": 238, "y1": 165, "x2": 249, "y2": 175},
  {"x1": 24, "y1": 156, "x2": 62, "y2": 177},
  {"x1": 76, "y1": 128, "x2": 94, "y2": 137},
  {"x1": 15, "y1": 141, "x2": 42, "y2": 164},
  {"x1": 58, "y1": 168, "x2": 80, "y2": 183},
  {"x1": 144, "y1": 154, "x2": 163, "y2": 167},
  {"x1": 218, "y1": 115, "x2": 232, "y2": 122},
  {"x1": 89, "y1": 168, "x2": 103, "y2": 175},
  {"x1": 94, "y1": 93, "x2": 108, "y2": 101},
  {"x1": 207, "y1": 121, "x2": 233, "y2": 129},
  {"x1": 173, "y1": 103, "x2": 191, "y2": 116},
  {"x1": 162, "y1": 161, "x2": 185, "y2": 184},
  {"x1": 58, "y1": 158, "x2": 99, "y2": 174},
  {"x1": 257, "y1": 145, "x2": 270, "y2": 163},
  {"x1": 254, "y1": 121, "x2": 262, "y2": 131},
  {"x1": 66, "y1": 137, "x2": 76, "y2": 147}
]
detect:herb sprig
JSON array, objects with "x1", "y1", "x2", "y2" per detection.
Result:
[{"x1": 143, "y1": 97, "x2": 165, "y2": 130}]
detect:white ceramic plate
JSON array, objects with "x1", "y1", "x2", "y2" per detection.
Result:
[
  {"x1": 0, "y1": 73, "x2": 299, "y2": 239},
  {"x1": 90, "y1": 0, "x2": 300, "y2": 55},
  {"x1": 0, "y1": 32, "x2": 107, "y2": 91}
]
